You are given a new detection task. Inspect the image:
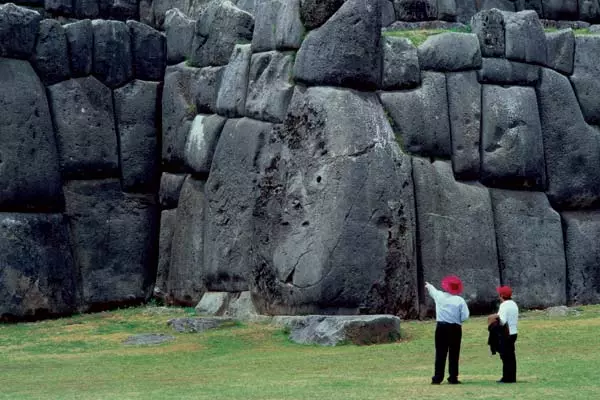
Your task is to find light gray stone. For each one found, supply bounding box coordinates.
[477,58,540,85]
[216,43,252,117]
[195,292,231,315]
[571,36,600,124]
[127,20,166,81]
[380,72,451,158]
[491,189,566,309]
[413,159,499,315]
[418,32,481,71]
[252,87,418,318]
[152,0,188,29]
[184,114,227,175]
[114,80,160,193]
[123,333,175,345]
[381,0,396,26]
[167,317,235,332]
[0,3,41,59]
[159,173,187,209]
[545,29,574,75]
[155,208,177,301]
[293,0,382,90]
[481,85,546,190]
[167,176,206,306]
[245,51,295,123]
[447,71,481,180]
[92,20,133,88]
[437,0,457,21]
[273,315,401,346]
[64,20,93,77]
[381,36,420,90]
[195,291,265,321]
[32,19,70,86]
[47,76,119,179]
[164,8,194,64]
[516,0,543,14]
[252,0,304,52]
[536,68,600,210]
[193,66,225,114]
[0,58,63,212]
[503,10,547,65]
[481,0,515,11]
[393,0,437,21]
[471,8,505,58]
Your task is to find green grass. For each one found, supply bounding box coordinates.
[544,27,599,35]
[1,305,600,399]
[383,26,472,46]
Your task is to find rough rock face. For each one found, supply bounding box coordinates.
[184,114,227,176]
[471,8,505,58]
[155,209,177,300]
[127,20,166,81]
[252,86,418,318]
[63,180,159,311]
[480,85,546,190]
[299,0,345,29]
[545,29,574,75]
[273,315,401,346]
[216,43,252,117]
[0,213,77,321]
[167,176,206,306]
[47,76,119,179]
[491,189,566,308]
[417,32,482,72]
[380,72,451,158]
[92,20,133,88]
[64,20,93,77]
[195,291,264,321]
[477,58,540,86]
[536,68,600,210]
[502,10,546,65]
[164,8,195,64]
[167,317,234,332]
[193,66,225,114]
[32,19,70,86]
[0,3,42,59]
[293,0,382,90]
[393,0,437,21]
[252,0,304,52]
[562,211,600,305]
[413,159,499,315]
[114,79,160,193]
[204,118,272,292]
[381,36,420,90]
[0,58,63,212]
[571,36,600,125]
[542,0,578,20]
[159,172,186,209]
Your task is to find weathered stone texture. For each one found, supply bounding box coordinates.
[64,20,93,77]
[216,43,252,117]
[92,20,133,88]
[477,58,540,86]
[0,3,41,59]
[32,19,70,86]
[571,36,600,125]
[545,29,575,75]
[155,209,177,301]
[127,20,166,81]
[184,114,227,176]
[381,36,420,90]
[252,0,304,52]
[159,172,186,209]
[164,8,195,64]
[417,32,481,72]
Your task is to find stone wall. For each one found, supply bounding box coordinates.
[2,1,600,321]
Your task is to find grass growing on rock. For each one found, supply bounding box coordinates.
[383,26,472,46]
[2,305,600,399]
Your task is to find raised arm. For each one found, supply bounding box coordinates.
[425,282,443,303]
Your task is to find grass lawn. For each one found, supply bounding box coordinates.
[1,305,600,400]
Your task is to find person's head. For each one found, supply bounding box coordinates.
[496,286,512,302]
[441,275,463,295]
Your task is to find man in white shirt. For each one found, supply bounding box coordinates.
[425,276,470,385]
[492,285,519,383]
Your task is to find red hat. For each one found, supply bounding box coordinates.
[441,275,463,295]
[497,286,513,298]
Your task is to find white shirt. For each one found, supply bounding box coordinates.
[498,299,519,335]
[425,283,470,325]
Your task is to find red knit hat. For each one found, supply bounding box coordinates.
[441,275,463,295]
[497,286,513,298]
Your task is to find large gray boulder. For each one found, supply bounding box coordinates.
[164,8,194,64]
[273,315,401,346]
[516,0,543,14]
[0,58,63,212]
[184,114,227,175]
[47,76,119,179]
[127,20,166,81]
[189,1,254,67]
[245,51,295,123]
[562,211,600,305]
[417,32,482,71]
[252,86,419,318]
[32,19,70,86]
[162,62,200,171]
[104,0,139,20]
[536,68,600,210]
[491,189,566,309]
[570,36,600,124]
[471,8,505,58]
[481,85,546,190]
[216,43,252,117]
[114,80,160,193]
[381,36,420,90]
[193,66,225,114]
[64,180,159,310]
[580,0,600,22]
[204,118,272,292]
[299,0,344,29]
[0,213,77,321]
[413,159,499,315]
[195,291,265,321]
[46,0,74,15]
[167,317,234,332]
[92,20,133,88]
[380,72,451,158]
[393,0,437,21]
[252,0,304,52]
[151,0,188,29]
[541,0,578,20]
[545,29,575,75]
[293,0,382,90]
[167,176,206,306]
[155,208,177,301]
[477,58,540,86]
[64,20,93,77]
[502,10,546,65]
[456,0,477,23]
[0,3,41,59]
[159,172,186,209]
[447,71,481,180]
[438,0,458,21]
[74,0,100,18]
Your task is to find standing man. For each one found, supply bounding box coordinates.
[492,286,519,383]
[425,276,470,385]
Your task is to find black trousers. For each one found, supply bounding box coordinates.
[432,322,462,383]
[500,334,518,382]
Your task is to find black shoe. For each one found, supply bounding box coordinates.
[431,380,441,385]
[497,379,515,383]
[447,379,462,384]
